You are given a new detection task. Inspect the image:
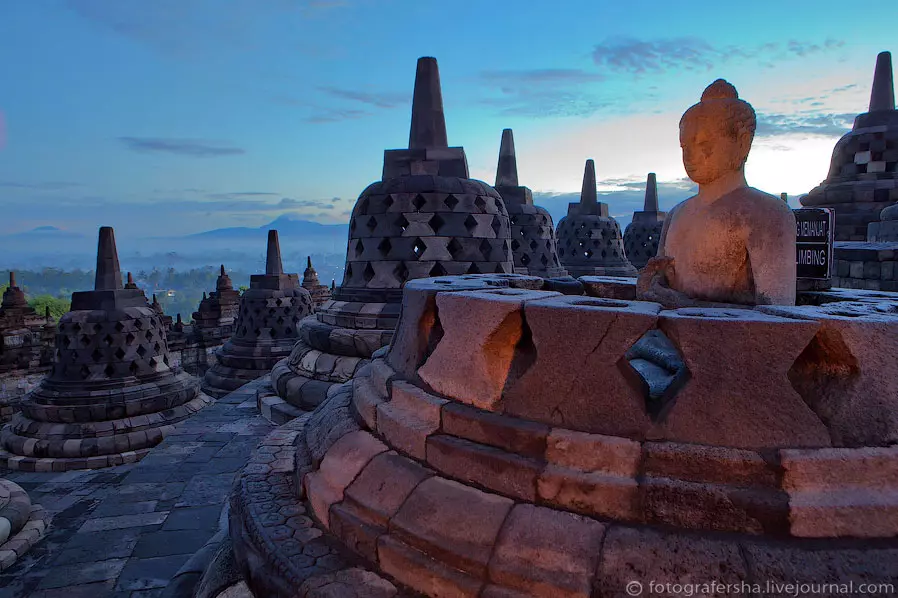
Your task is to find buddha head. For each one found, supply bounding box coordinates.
[679,79,757,185]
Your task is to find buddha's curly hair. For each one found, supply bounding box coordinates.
[680,79,757,142]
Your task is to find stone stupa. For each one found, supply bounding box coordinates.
[267,56,515,420]
[493,129,566,278]
[301,257,332,310]
[0,227,209,471]
[201,231,313,398]
[802,51,898,240]
[556,159,637,277]
[623,173,667,270]
[192,265,241,333]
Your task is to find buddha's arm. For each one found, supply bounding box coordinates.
[746,208,797,305]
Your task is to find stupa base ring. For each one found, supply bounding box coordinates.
[0,479,51,572]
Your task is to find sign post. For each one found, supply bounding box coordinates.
[794,208,834,291]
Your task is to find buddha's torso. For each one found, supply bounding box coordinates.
[662,189,758,303]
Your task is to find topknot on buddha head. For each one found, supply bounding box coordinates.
[679,79,758,184]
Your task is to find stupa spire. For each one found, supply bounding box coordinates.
[869,51,895,112]
[265,230,284,276]
[307,256,313,269]
[9,272,16,288]
[94,226,123,291]
[408,57,448,150]
[220,264,226,276]
[644,173,659,212]
[495,128,519,187]
[580,159,598,208]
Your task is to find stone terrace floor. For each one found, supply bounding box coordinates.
[0,378,274,597]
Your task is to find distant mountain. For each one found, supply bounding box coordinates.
[3,226,85,240]
[188,214,348,240]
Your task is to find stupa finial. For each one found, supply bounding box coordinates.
[495,128,519,187]
[307,256,313,269]
[580,159,598,207]
[408,57,448,150]
[644,173,659,212]
[94,226,123,291]
[266,230,284,276]
[870,51,895,112]
[9,271,15,288]
[220,264,226,276]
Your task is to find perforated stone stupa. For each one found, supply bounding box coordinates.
[267,56,514,420]
[556,159,637,277]
[493,129,566,278]
[192,265,241,337]
[802,51,898,240]
[201,231,312,398]
[0,227,209,471]
[624,173,667,270]
[301,257,332,310]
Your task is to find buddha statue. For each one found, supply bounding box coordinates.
[637,79,797,306]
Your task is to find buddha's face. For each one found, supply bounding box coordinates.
[679,106,751,185]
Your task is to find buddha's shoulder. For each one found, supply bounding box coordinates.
[719,187,795,218]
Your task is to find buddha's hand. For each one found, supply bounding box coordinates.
[636,257,696,308]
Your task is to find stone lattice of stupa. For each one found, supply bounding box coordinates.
[556,159,637,277]
[493,128,567,278]
[0,227,210,471]
[267,56,514,420]
[623,172,667,270]
[802,51,898,240]
[201,230,313,398]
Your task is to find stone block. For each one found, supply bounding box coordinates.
[653,308,829,449]
[743,543,898,597]
[594,526,749,596]
[503,296,659,437]
[351,376,382,431]
[418,288,559,411]
[780,446,898,538]
[303,430,388,528]
[537,465,640,521]
[376,381,447,459]
[426,434,543,501]
[343,451,433,528]
[488,504,605,598]
[545,428,641,475]
[441,402,548,458]
[389,476,513,577]
[760,305,898,447]
[378,535,483,598]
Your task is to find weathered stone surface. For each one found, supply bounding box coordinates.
[743,542,898,597]
[595,526,749,597]
[376,380,446,460]
[418,288,558,411]
[426,434,542,501]
[389,476,513,577]
[781,446,898,538]
[304,430,388,528]
[378,535,482,597]
[761,304,898,447]
[579,276,638,300]
[343,451,433,528]
[503,296,659,437]
[653,308,830,448]
[488,504,604,597]
[441,401,548,458]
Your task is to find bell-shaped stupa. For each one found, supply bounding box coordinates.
[301,257,332,310]
[0,227,209,471]
[802,51,898,240]
[624,173,667,270]
[556,159,637,277]
[267,56,514,420]
[192,265,241,333]
[201,231,313,398]
[494,129,566,278]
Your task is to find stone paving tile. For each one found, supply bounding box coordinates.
[162,506,222,532]
[0,378,275,597]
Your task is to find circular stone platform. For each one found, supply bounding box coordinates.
[229,276,898,597]
[0,479,50,572]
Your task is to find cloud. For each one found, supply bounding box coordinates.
[206,191,280,200]
[318,86,407,109]
[477,69,610,118]
[303,108,371,124]
[118,137,246,157]
[755,111,855,137]
[591,37,845,75]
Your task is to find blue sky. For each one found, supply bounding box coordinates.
[0,0,894,239]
